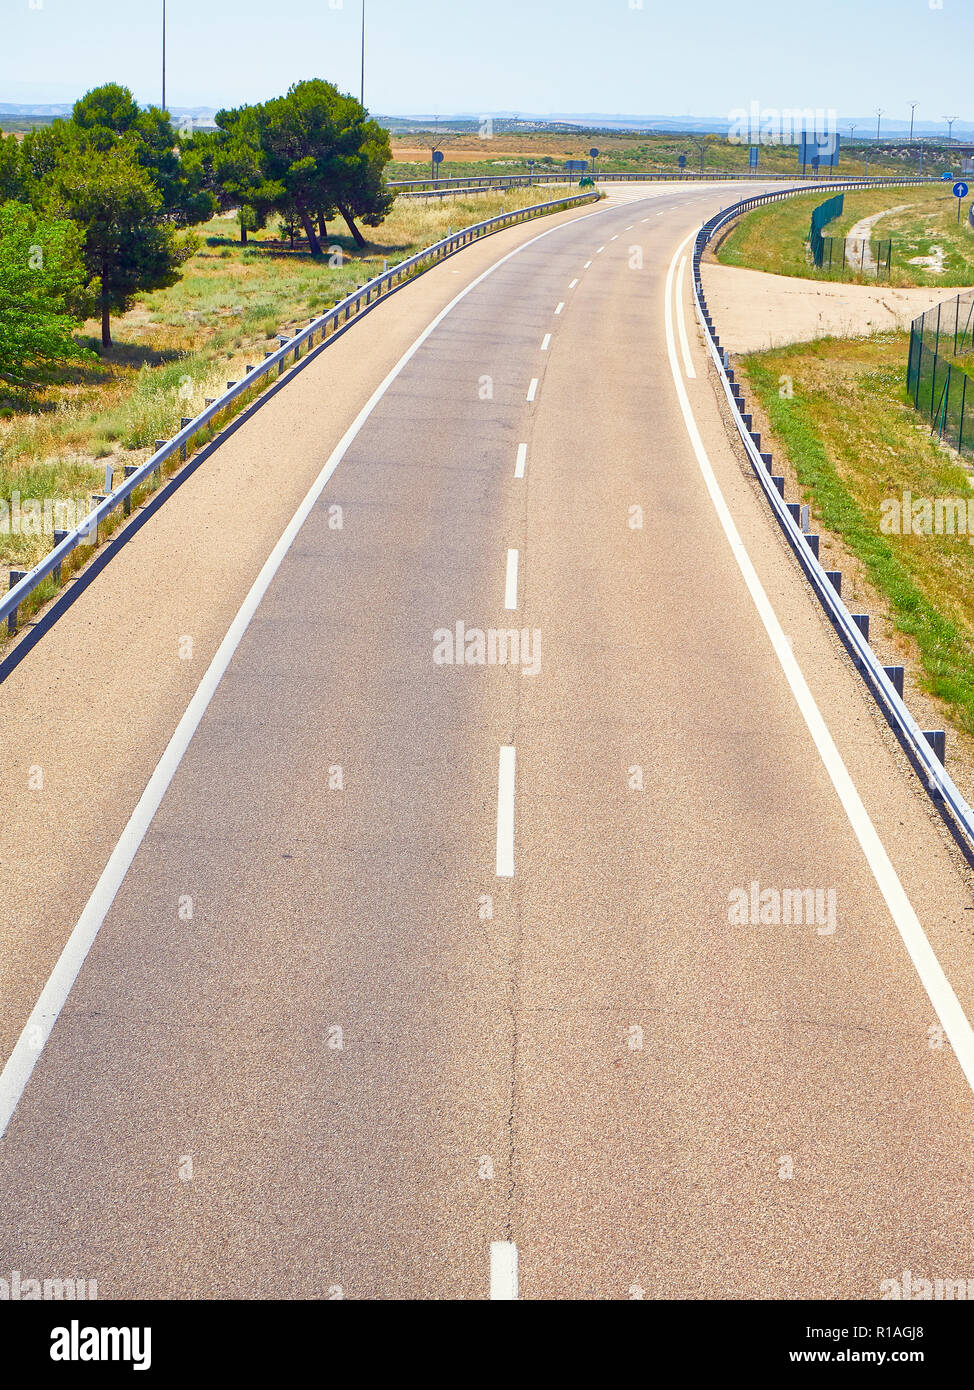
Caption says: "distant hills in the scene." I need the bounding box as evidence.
[1,102,971,141]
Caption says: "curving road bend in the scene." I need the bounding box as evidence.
[0,183,973,1300]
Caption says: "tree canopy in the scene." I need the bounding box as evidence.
[213,80,393,253]
[0,76,396,377]
[0,201,93,388]
[45,134,197,347]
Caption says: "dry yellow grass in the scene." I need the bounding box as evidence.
[0,185,576,571]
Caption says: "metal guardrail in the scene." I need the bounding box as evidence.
[1,189,599,640]
[692,181,974,858]
[390,170,943,195]
[394,182,570,200]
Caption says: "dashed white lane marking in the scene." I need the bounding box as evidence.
[609,234,618,241]
[584,260,592,268]
[541,333,552,351]
[554,302,565,315]
[596,246,605,253]
[663,228,974,1101]
[656,211,665,216]
[495,749,516,879]
[568,278,579,289]
[526,377,539,402]
[641,217,650,222]
[490,1240,518,1299]
[675,255,696,380]
[515,443,527,479]
[0,189,645,1141]
[504,548,519,610]
[625,224,634,230]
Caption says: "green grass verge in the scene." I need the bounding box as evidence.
[717,184,974,287]
[742,333,974,731]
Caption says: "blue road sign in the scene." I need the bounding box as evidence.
[678,153,687,168]
[432,150,444,163]
[589,148,600,159]
[798,131,839,169]
[564,160,587,172]
[954,181,969,199]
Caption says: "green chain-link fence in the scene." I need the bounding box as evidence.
[907,290,974,457]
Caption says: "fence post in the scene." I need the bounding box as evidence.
[960,372,968,455]
[938,367,951,438]
[930,304,941,422]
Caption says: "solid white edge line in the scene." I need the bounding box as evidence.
[541,333,552,351]
[514,443,527,479]
[490,1239,518,1299]
[675,255,696,380]
[663,228,974,1099]
[526,378,539,402]
[496,748,516,879]
[0,192,639,1140]
[504,548,519,610]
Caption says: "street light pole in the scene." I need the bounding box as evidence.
[875,107,883,141]
[360,0,365,107]
[162,0,167,111]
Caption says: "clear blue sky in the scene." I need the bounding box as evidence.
[1,0,971,127]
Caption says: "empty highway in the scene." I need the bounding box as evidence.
[1,183,973,1301]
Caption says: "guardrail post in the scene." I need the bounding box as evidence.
[924,730,946,764]
[123,464,138,516]
[884,665,905,697]
[7,570,27,636]
[90,494,107,544]
[852,613,870,640]
[825,571,842,595]
[52,530,67,583]
[179,419,192,461]
[153,442,166,487]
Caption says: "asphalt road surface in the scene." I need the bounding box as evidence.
[1,183,973,1300]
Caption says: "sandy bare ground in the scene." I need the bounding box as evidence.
[700,262,972,352]
[845,205,909,273]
